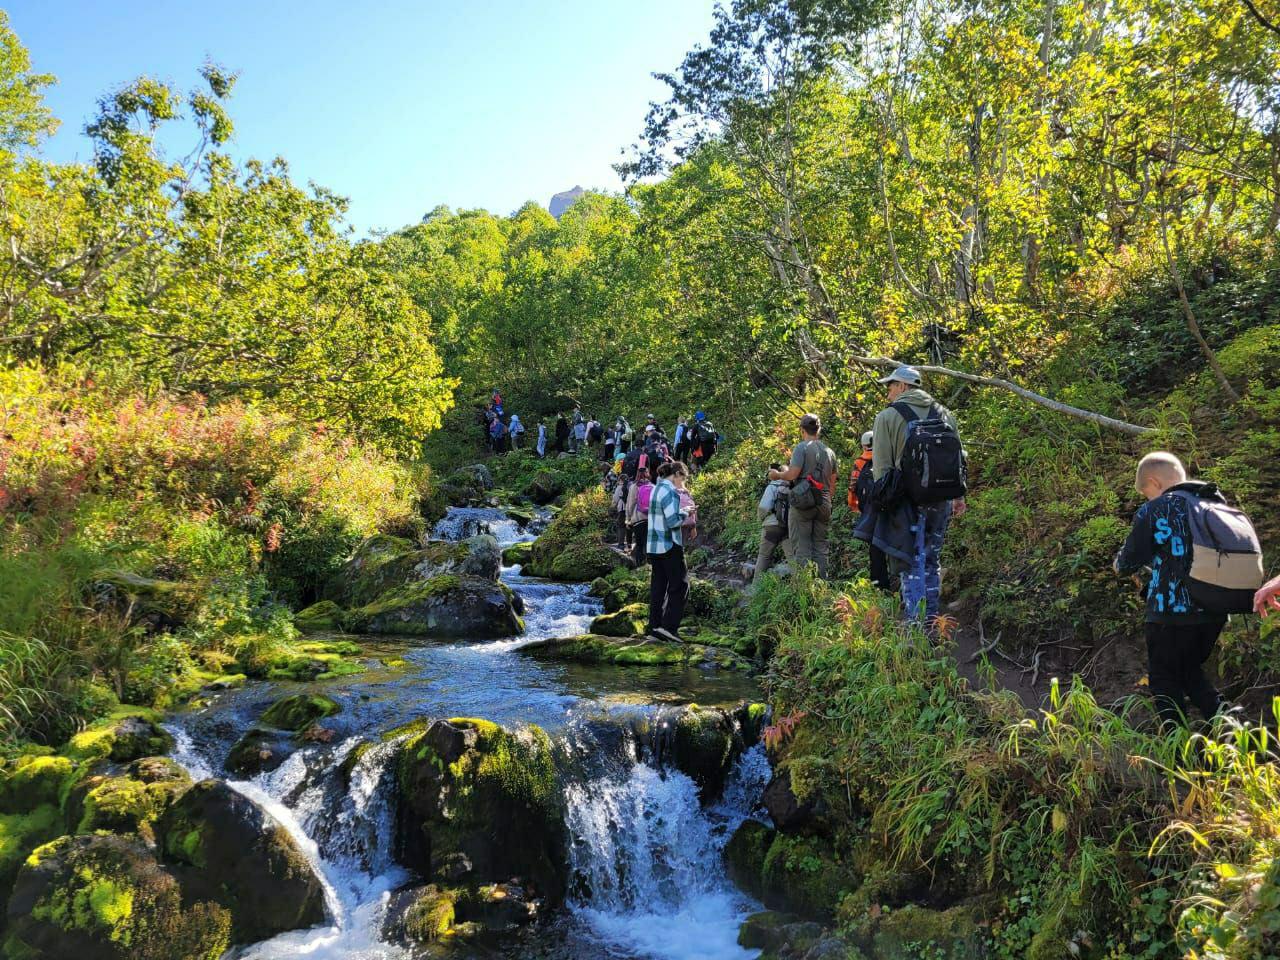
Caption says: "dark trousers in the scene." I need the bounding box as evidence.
[648,545,688,635]
[869,544,892,593]
[1145,619,1225,726]
[630,521,648,566]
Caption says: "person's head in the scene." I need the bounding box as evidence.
[646,413,656,423]
[1135,451,1187,501]
[657,461,689,485]
[860,430,873,451]
[799,413,821,439]
[878,364,923,402]
[644,425,656,436]
[695,411,705,422]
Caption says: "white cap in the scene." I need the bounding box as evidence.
[861,431,873,447]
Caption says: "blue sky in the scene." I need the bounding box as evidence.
[8,0,716,234]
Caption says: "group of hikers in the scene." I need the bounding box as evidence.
[481,391,721,469]
[589,363,1273,729]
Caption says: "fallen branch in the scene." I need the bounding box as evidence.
[848,354,1155,436]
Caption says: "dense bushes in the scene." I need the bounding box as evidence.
[0,365,429,745]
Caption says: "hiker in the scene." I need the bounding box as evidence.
[604,424,617,461]
[870,365,967,624]
[647,461,692,642]
[750,464,793,580]
[1115,451,1264,726]
[645,412,661,437]
[492,389,504,418]
[848,430,891,592]
[769,414,837,578]
[489,415,508,454]
[627,468,655,566]
[508,414,525,451]
[611,461,630,548]
[587,416,604,448]
[1257,574,1280,617]
[673,416,690,464]
[536,420,547,459]
[554,413,569,455]
[644,425,672,464]
[573,409,588,454]
[617,416,634,454]
[690,412,718,472]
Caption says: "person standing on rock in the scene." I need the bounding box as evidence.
[769,414,837,578]
[646,461,691,642]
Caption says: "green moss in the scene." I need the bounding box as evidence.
[401,884,459,943]
[724,819,774,900]
[761,834,849,920]
[673,707,737,800]
[64,709,171,763]
[0,804,62,902]
[502,541,534,566]
[0,754,75,813]
[260,694,341,731]
[294,600,345,633]
[521,634,751,669]
[871,903,986,960]
[589,603,647,637]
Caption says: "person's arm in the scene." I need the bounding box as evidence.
[1114,504,1154,575]
[871,409,900,482]
[662,485,686,528]
[1255,574,1280,617]
[770,445,804,483]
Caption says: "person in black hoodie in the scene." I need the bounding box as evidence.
[554,413,569,455]
[1114,451,1226,726]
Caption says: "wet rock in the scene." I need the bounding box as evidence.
[224,727,295,776]
[724,822,849,920]
[0,803,62,909]
[260,693,341,731]
[5,833,232,960]
[589,603,646,637]
[871,903,986,960]
[520,635,750,671]
[346,574,523,639]
[502,540,534,567]
[66,711,173,763]
[672,706,739,802]
[70,764,191,837]
[738,910,823,951]
[734,701,770,747]
[764,768,818,833]
[460,463,494,491]
[87,570,199,632]
[159,779,326,943]
[725,819,774,900]
[549,542,625,581]
[384,880,540,947]
[395,718,567,904]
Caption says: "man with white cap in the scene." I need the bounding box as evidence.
[871,365,967,625]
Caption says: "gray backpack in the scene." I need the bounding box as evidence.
[1171,488,1264,614]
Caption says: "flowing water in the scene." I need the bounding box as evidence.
[167,506,767,960]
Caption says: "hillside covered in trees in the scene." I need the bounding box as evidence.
[2,0,1280,958]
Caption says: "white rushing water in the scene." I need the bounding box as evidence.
[164,506,764,960]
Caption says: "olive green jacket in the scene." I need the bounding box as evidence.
[870,389,960,482]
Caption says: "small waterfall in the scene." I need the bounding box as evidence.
[565,749,766,960]
[433,505,537,546]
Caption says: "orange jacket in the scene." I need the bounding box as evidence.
[848,451,873,511]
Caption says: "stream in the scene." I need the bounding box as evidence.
[166,506,768,960]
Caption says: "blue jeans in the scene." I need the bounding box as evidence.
[901,501,952,623]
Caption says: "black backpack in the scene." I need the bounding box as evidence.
[694,423,717,458]
[893,402,966,505]
[622,447,644,480]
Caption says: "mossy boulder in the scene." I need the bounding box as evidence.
[549,542,626,581]
[738,910,824,952]
[724,819,774,900]
[520,634,750,670]
[66,711,173,763]
[87,571,199,632]
[527,471,565,505]
[672,706,740,802]
[346,575,523,640]
[0,804,63,910]
[294,599,344,634]
[158,779,325,943]
[327,534,424,606]
[0,755,76,814]
[870,903,986,960]
[5,833,231,960]
[224,727,296,777]
[261,693,341,731]
[502,540,534,567]
[70,766,190,837]
[589,603,647,637]
[725,822,850,921]
[395,718,567,904]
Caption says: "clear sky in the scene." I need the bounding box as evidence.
[7,0,716,234]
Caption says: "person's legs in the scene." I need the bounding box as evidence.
[1184,620,1225,721]
[1146,621,1188,726]
[922,502,953,622]
[754,528,784,579]
[869,544,891,592]
[661,546,689,634]
[632,522,647,566]
[812,502,831,579]
[788,506,816,571]
[900,507,927,621]
[648,551,670,633]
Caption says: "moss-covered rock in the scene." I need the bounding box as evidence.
[725,823,851,921]
[589,603,647,637]
[501,540,534,567]
[395,719,567,904]
[384,879,541,948]
[527,471,565,505]
[327,533,505,608]
[224,727,295,777]
[345,574,523,639]
[260,693,341,731]
[87,571,199,633]
[523,488,612,578]
[72,766,190,837]
[0,804,62,910]
[520,635,751,670]
[549,542,626,581]
[870,903,987,960]
[724,819,774,901]
[158,779,325,944]
[735,701,770,747]
[738,910,824,952]
[5,833,231,960]
[0,755,76,814]
[66,711,173,763]
[294,599,344,634]
[673,706,739,802]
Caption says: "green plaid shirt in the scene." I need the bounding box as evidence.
[646,479,685,554]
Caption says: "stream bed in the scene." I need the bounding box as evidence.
[167,507,767,960]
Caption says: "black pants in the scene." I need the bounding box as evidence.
[869,544,892,593]
[1146,619,1225,726]
[648,546,688,635]
[631,521,647,566]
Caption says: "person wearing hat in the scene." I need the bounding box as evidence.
[872,365,967,624]
[768,413,838,578]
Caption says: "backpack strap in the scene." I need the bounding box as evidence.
[891,401,920,424]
